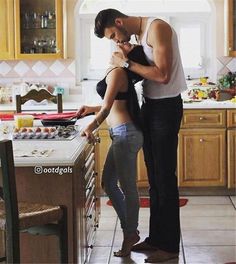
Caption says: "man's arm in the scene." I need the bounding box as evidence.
[112,20,173,84]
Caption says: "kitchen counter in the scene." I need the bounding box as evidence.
[183,99,236,109]
[0,115,99,263]
[1,98,235,112]
[12,115,94,166]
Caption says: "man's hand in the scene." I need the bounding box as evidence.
[110,51,127,67]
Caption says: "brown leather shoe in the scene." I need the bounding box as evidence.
[144,249,179,263]
[131,241,158,251]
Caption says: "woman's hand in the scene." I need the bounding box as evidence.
[76,105,93,117]
[80,124,96,144]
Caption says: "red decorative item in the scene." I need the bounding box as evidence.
[0,112,77,121]
[107,197,188,208]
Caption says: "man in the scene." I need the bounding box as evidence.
[94,9,187,263]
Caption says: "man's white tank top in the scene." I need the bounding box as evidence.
[141,17,187,99]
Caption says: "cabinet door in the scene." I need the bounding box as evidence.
[178,129,226,187]
[228,0,236,56]
[137,149,149,187]
[14,0,63,59]
[228,129,236,188]
[0,0,14,59]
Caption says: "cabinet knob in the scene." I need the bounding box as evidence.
[199,116,205,121]
[199,138,204,142]
[93,172,98,177]
[87,214,93,219]
[94,224,99,228]
[88,245,93,249]
[229,47,232,51]
[95,137,101,143]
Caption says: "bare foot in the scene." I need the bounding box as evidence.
[114,231,140,257]
[131,241,158,251]
[144,249,179,263]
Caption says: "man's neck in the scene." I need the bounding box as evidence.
[125,16,142,36]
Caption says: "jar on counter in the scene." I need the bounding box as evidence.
[0,87,13,104]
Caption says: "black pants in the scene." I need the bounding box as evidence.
[141,94,183,253]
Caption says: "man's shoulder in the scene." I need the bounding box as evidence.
[149,18,171,30]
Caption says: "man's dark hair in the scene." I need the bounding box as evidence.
[94,9,128,38]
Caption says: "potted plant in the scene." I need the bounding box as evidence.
[217,72,236,100]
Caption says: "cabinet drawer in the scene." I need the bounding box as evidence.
[227,110,236,127]
[86,202,96,238]
[85,179,95,205]
[84,144,95,161]
[181,110,226,128]
[85,158,95,184]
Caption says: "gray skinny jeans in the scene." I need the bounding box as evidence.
[102,123,143,233]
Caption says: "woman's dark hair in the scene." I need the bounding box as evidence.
[94,9,128,38]
[125,45,149,130]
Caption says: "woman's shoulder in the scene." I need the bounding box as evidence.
[106,66,124,76]
[106,67,127,82]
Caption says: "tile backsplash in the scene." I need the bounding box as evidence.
[0,59,79,97]
[0,59,75,84]
[0,57,235,85]
[217,57,236,76]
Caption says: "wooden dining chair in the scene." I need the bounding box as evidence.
[0,140,68,263]
[16,89,63,113]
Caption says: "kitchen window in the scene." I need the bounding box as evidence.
[76,0,214,82]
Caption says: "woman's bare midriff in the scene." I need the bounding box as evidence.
[106,100,132,128]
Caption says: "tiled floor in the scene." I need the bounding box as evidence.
[89,196,236,264]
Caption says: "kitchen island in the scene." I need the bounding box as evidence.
[0,116,100,263]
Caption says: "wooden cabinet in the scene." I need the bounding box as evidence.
[227,109,236,189]
[178,110,226,187]
[97,122,111,187]
[0,0,14,59]
[79,142,100,263]
[0,0,64,60]
[97,109,236,191]
[178,129,226,187]
[227,0,236,56]
[0,141,100,263]
[137,150,148,187]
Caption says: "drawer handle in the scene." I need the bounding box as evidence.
[87,214,93,219]
[199,116,205,121]
[95,137,101,143]
[199,138,204,142]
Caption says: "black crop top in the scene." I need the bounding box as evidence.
[96,45,149,100]
[96,68,130,100]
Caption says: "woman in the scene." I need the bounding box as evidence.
[77,43,148,257]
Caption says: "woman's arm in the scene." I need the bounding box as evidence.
[81,68,128,142]
[76,105,101,117]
